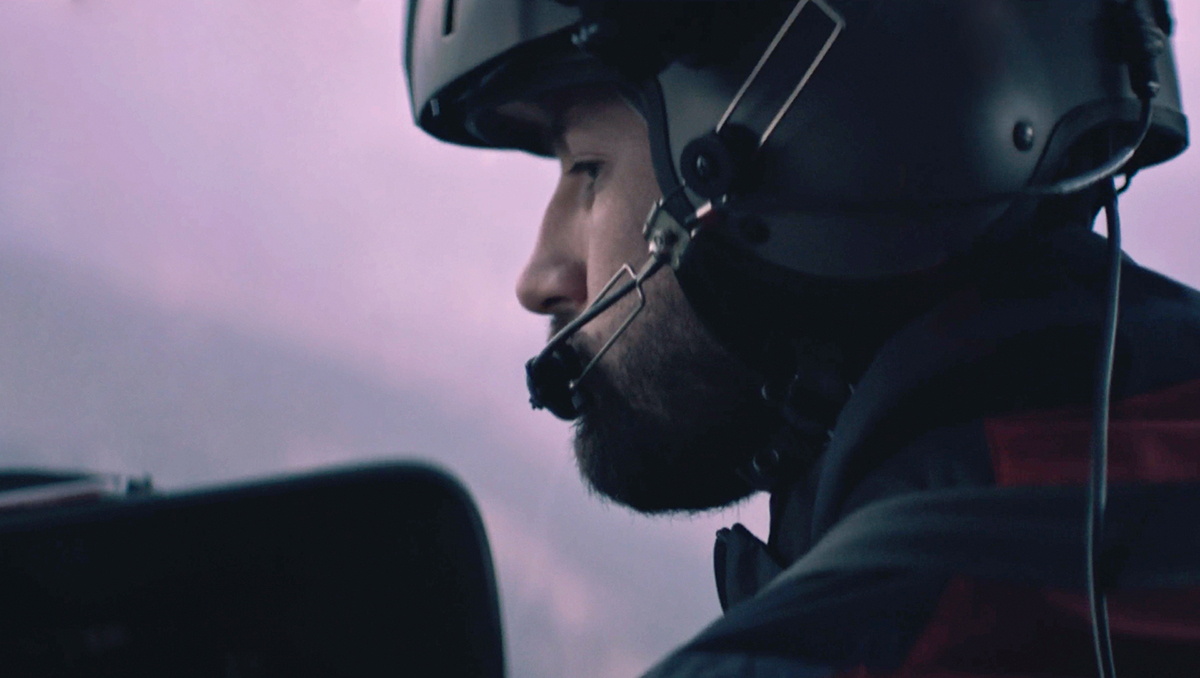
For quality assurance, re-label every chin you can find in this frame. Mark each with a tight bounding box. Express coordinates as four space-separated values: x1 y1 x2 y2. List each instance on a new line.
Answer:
562 274 781 513
573 422 757 514
569 362 777 514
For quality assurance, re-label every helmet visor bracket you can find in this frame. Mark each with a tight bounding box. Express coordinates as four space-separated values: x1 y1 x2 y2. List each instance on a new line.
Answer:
680 0 846 203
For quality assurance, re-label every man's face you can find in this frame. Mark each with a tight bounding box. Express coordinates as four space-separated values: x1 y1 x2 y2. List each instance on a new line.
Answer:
514 89 779 513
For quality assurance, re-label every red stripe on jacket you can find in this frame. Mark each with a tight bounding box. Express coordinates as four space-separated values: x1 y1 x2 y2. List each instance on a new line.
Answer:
985 377 1200 486
838 378 1200 677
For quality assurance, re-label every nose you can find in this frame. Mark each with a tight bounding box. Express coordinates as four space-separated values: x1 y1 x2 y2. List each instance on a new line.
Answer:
516 183 588 316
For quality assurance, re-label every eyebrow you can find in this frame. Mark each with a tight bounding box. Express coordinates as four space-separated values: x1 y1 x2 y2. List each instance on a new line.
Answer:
545 95 591 157
548 114 570 157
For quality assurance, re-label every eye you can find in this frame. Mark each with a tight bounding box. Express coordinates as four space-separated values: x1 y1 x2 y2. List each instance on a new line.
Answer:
569 160 603 181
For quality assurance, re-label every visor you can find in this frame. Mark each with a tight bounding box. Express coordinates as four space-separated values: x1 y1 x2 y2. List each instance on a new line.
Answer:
407 0 632 156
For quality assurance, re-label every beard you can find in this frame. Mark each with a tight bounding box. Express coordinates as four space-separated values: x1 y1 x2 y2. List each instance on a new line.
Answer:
556 274 781 514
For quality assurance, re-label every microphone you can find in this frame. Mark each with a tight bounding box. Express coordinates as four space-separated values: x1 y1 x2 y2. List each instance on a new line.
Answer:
525 196 699 420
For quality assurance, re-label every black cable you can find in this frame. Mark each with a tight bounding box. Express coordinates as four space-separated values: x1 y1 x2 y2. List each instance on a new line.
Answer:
1087 177 1123 678
1080 3 1163 672
1029 99 1153 198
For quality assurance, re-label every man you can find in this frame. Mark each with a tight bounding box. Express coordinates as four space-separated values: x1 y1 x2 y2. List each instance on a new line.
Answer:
407 1 1200 676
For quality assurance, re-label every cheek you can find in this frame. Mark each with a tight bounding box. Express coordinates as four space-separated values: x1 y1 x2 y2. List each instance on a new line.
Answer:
583 190 654 302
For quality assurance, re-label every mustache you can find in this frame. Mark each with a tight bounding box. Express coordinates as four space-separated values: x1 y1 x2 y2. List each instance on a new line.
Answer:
549 313 574 339
547 314 597 369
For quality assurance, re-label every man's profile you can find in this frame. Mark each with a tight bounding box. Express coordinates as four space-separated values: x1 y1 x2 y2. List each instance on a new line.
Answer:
407 1 1200 676
511 89 779 511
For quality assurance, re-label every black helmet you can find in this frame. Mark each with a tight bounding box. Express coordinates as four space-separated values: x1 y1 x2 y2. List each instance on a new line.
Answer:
407 0 1185 271
406 0 1187 413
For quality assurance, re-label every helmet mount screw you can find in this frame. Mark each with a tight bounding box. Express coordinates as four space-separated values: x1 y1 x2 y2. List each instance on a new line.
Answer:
1013 121 1036 151
680 131 751 200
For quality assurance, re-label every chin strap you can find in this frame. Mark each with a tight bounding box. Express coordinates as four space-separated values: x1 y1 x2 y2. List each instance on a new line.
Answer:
738 340 852 492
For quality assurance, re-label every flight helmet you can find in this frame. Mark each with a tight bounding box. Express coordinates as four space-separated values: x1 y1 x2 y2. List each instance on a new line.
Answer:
405 0 1187 417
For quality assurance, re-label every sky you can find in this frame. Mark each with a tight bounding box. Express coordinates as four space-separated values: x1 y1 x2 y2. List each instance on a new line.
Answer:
0 2 1198 677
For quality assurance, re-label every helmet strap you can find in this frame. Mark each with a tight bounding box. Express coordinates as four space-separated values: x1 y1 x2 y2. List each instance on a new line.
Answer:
738 337 851 491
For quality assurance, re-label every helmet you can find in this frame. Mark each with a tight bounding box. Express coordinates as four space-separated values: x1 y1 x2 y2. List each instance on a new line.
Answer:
407 0 1185 265
405 0 1187 400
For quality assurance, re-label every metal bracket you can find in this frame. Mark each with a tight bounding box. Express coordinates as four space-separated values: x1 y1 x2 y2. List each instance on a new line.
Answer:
716 0 845 149
642 195 704 271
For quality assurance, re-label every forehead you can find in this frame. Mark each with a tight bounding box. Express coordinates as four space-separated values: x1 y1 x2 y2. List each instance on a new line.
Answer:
495 86 644 155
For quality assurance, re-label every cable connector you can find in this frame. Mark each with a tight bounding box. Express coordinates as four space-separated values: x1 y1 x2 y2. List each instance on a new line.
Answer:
1117 0 1168 100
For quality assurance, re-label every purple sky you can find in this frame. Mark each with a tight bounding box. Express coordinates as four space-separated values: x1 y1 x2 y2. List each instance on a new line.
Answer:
0 2 1198 677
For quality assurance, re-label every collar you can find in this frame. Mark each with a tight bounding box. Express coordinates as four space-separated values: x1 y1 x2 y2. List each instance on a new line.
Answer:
715 230 1122 609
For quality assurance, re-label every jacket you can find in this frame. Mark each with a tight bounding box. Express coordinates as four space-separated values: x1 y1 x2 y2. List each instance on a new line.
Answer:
645 228 1200 677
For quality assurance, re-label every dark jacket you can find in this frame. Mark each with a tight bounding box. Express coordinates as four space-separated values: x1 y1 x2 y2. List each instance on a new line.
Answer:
646 228 1200 677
